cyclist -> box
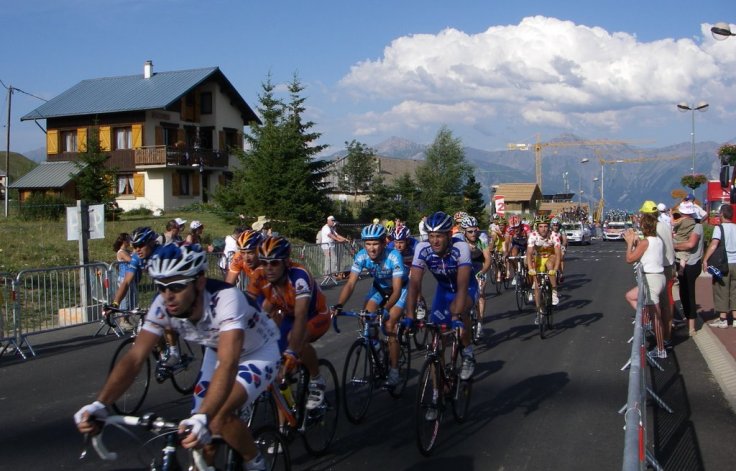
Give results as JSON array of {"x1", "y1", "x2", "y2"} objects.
[
  {"x1": 334, "y1": 224, "x2": 410, "y2": 388},
  {"x1": 452, "y1": 211, "x2": 469, "y2": 236},
  {"x1": 245, "y1": 236, "x2": 331, "y2": 410},
  {"x1": 490, "y1": 217, "x2": 509, "y2": 283},
  {"x1": 405, "y1": 211, "x2": 477, "y2": 381},
  {"x1": 550, "y1": 217, "x2": 568, "y2": 279},
  {"x1": 224, "y1": 229, "x2": 265, "y2": 290},
  {"x1": 459, "y1": 215, "x2": 491, "y2": 337},
  {"x1": 526, "y1": 216, "x2": 562, "y2": 321},
  {"x1": 388, "y1": 226, "x2": 428, "y2": 320},
  {"x1": 507, "y1": 215, "x2": 529, "y2": 286},
  {"x1": 75, "y1": 244, "x2": 281, "y2": 471}
]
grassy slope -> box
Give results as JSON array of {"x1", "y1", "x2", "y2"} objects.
[{"x1": 0, "y1": 152, "x2": 38, "y2": 181}]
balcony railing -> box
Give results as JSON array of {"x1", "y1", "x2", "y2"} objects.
[{"x1": 45, "y1": 146, "x2": 229, "y2": 170}]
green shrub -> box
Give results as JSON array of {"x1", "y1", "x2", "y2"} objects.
[
  {"x1": 19, "y1": 193, "x2": 70, "y2": 221},
  {"x1": 125, "y1": 205, "x2": 154, "y2": 216}
]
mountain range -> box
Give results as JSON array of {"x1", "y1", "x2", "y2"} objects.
[{"x1": 333, "y1": 135, "x2": 731, "y2": 211}]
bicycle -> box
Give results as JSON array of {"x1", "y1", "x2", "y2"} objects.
[
  {"x1": 489, "y1": 251, "x2": 509, "y2": 294},
  {"x1": 532, "y1": 272, "x2": 555, "y2": 339},
  {"x1": 508, "y1": 256, "x2": 531, "y2": 313},
  {"x1": 415, "y1": 319, "x2": 472, "y2": 456},
  {"x1": 104, "y1": 305, "x2": 203, "y2": 414},
  {"x1": 82, "y1": 411, "x2": 290, "y2": 470},
  {"x1": 333, "y1": 309, "x2": 412, "y2": 424},
  {"x1": 412, "y1": 298, "x2": 430, "y2": 350},
  {"x1": 246, "y1": 355, "x2": 340, "y2": 456}
]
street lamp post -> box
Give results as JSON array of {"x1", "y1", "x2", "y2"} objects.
[
  {"x1": 712, "y1": 22, "x2": 735, "y2": 40},
  {"x1": 579, "y1": 158, "x2": 590, "y2": 206},
  {"x1": 677, "y1": 102, "x2": 709, "y2": 175}
]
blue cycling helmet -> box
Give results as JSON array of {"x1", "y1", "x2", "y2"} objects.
[
  {"x1": 258, "y1": 236, "x2": 291, "y2": 260},
  {"x1": 425, "y1": 211, "x2": 453, "y2": 232},
  {"x1": 361, "y1": 224, "x2": 387, "y2": 241},
  {"x1": 148, "y1": 244, "x2": 208, "y2": 279},
  {"x1": 131, "y1": 226, "x2": 157, "y2": 246},
  {"x1": 393, "y1": 226, "x2": 411, "y2": 241}
]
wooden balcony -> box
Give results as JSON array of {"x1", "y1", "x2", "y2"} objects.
[
  {"x1": 45, "y1": 146, "x2": 229, "y2": 171},
  {"x1": 48, "y1": 149, "x2": 136, "y2": 171}
]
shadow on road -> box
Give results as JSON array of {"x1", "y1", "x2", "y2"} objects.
[{"x1": 649, "y1": 351, "x2": 705, "y2": 471}]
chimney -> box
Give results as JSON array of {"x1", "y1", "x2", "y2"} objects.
[{"x1": 144, "y1": 60, "x2": 153, "y2": 79}]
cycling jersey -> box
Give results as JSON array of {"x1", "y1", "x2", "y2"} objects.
[
  {"x1": 125, "y1": 252, "x2": 150, "y2": 283},
  {"x1": 143, "y1": 279, "x2": 280, "y2": 356},
  {"x1": 510, "y1": 228, "x2": 529, "y2": 253},
  {"x1": 352, "y1": 247, "x2": 408, "y2": 309},
  {"x1": 527, "y1": 231, "x2": 561, "y2": 256},
  {"x1": 465, "y1": 238, "x2": 488, "y2": 274},
  {"x1": 387, "y1": 238, "x2": 418, "y2": 267},
  {"x1": 491, "y1": 229, "x2": 506, "y2": 252},
  {"x1": 227, "y1": 252, "x2": 258, "y2": 285}
]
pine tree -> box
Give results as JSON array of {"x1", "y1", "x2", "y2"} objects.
[
  {"x1": 72, "y1": 127, "x2": 116, "y2": 205},
  {"x1": 462, "y1": 173, "x2": 488, "y2": 227},
  {"x1": 415, "y1": 126, "x2": 472, "y2": 213},
  {"x1": 338, "y1": 140, "x2": 376, "y2": 200}
]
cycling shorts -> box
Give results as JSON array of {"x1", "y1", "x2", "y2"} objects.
[
  {"x1": 192, "y1": 341, "x2": 280, "y2": 413},
  {"x1": 366, "y1": 285, "x2": 408, "y2": 310},
  {"x1": 429, "y1": 282, "x2": 478, "y2": 325},
  {"x1": 534, "y1": 255, "x2": 552, "y2": 273},
  {"x1": 276, "y1": 312, "x2": 330, "y2": 351}
]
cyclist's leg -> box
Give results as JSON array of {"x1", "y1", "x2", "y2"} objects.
[
  {"x1": 383, "y1": 288, "x2": 408, "y2": 370},
  {"x1": 546, "y1": 255, "x2": 558, "y2": 289},
  {"x1": 533, "y1": 256, "x2": 546, "y2": 311}
]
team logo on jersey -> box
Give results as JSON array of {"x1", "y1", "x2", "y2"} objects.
[
  {"x1": 247, "y1": 313, "x2": 260, "y2": 329},
  {"x1": 209, "y1": 293, "x2": 220, "y2": 318},
  {"x1": 155, "y1": 306, "x2": 166, "y2": 320},
  {"x1": 194, "y1": 380, "x2": 210, "y2": 398},
  {"x1": 264, "y1": 365, "x2": 274, "y2": 381},
  {"x1": 294, "y1": 278, "x2": 309, "y2": 293},
  {"x1": 238, "y1": 364, "x2": 262, "y2": 387}
]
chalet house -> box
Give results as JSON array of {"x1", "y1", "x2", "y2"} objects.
[
  {"x1": 493, "y1": 183, "x2": 542, "y2": 215},
  {"x1": 324, "y1": 155, "x2": 422, "y2": 202},
  {"x1": 19, "y1": 61, "x2": 259, "y2": 211}
]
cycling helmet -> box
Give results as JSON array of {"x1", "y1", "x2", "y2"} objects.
[
  {"x1": 453, "y1": 211, "x2": 469, "y2": 223},
  {"x1": 384, "y1": 220, "x2": 395, "y2": 231},
  {"x1": 459, "y1": 215, "x2": 478, "y2": 229},
  {"x1": 535, "y1": 215, "x2": 551, "y2": 226},
  {"x1": 497, "y1": 217, "x2": 508, "y2": 227},
  {"x1": 237, "y1": 229, "x2": 264, "y2": 251},
  {"x1": 426, "y1": 211, "x2": 453, "y2": 232},
  {"x1": 393, "y1": 226, "x2": 411, "y2": 241},
  {"x1": 258, "y1": 236, "x2": 291, "y2": 260},
  {"x1": 361, "y1": 224, "x2": 387, "y2": 241},
  {"x1": 131, "y1": 226, "x2": 157, "y2": 246},
  {"x1": 148, "y1": 243, "x2": 208, "y2": 279},
  {"x1": 550, "y1": 217, "x2": 560, "y2": 226},
  {"x1": 508, "y1": 215, "x2": 521, "y2": 228}
]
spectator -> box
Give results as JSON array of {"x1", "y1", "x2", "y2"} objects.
[
  {"x1": 186, "y1": 220, "x2": 205, "y2": 245},
  {"x1": 157, "y1": 219, "x2": 185, "y2": 246},
  {"x1": 704, "y1": 204, "x2": 736, "y2": 328},
  {"x1": 657, "y1": 203, "x2": 671, "y2": 226},
  {"x1": 418, "y1": 215, "x2": 429, "y2": 241},
  {"x1": 320, "y1": 215, "x2": 348, "y2": 278},
  {"x1": 113, "y1": 233, "x2": 132, "y2": 310},
  {"x1": 674, "y1": 201, "x2": 704, "y2": 336},
  {"x1": 219, "y1": 226, "x2": 246, "y2": 277}
]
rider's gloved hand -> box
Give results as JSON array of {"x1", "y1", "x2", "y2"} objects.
[
  {"x1": 74, "y1": 401, "x2": 108, "y2": 434},
  {"x1": 331, "y1": 304, "x2": 343, "y2": 316},
  {"x1": 400, "y1": 317, "x2": 416, "y2": 333},
  {"x1": 528, "y1": 269, "x2": 536, "y2": 276},
  {"x1": 548, "y1": 269, "x2": 557, "y2": 276},
  {"x1": 282, "y1": 348, "x2": 299, "y2": 373},
  {"x1": 179, "y1": 413, "x2": 211, "y2": 448}
]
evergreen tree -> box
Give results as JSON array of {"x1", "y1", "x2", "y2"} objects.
[
  {"x1": 462, "y1": 173, "x2": 488, "y2": 226},
  {"x1": 72, "y1": 127, "x2": 116, "y2": 205},
  {"x1": 338, "y1": 140, "x2": 376, "y2": 200},
  {"x1": 415, "y1": 126, "x2": 472, "y2": 213}
]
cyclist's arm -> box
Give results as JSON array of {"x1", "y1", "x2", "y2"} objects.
[
  {"x1": 224, "y1": 269, "x2": 240, "y2": 286},
  {"x1": 449, "y1": 265, "x2": 471, "y2": 315},
  {"x1": 111, "y1": 270, "x2": 136, "y2": 306},
  {"x1": 289, "y1": 296, "x2": 311, "y2": 354},
  {"x1": 189, "y1": 329, "x2": 243, "y2": 436},
  {"x1": 97, "y1": 329, "x2": 159, "y2": 405},
  {"x1": 526, "y1": 244, "x2": 536, "y2": 270},
  {"x1": 405, "y1": 266, "x2": 424, "y2": 319},
  {"x1": 481, "y1": 246, "x2": 492, "y2": 274}
]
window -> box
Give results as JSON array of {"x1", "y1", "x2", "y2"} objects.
[
  {"x1": 201, "y1": 92, "x2": 212, "y2": 114},
  {"x1": 224, "y1": 129, "x2": 239, "y2": 149},
  {"x1": 117, "y1": 174, "x2": 134, "y2": 195},
  {"x1": 61, "y1": 130, "x2": 77, "y2": 152},
  {"x1": 113, "y1": 127, "x2": 132, "y2": 150},
  {"x1": 178, "y1": 171, "x2": 191, "y2": 196}
]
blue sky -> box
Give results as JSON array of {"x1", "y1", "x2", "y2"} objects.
[{"x1": 1, "y1": 0, "x2": 735, "y2": 160}]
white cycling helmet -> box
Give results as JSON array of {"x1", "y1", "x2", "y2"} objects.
[{"x1": 148, "y1": 244, "x2": 208, "y2": 279}]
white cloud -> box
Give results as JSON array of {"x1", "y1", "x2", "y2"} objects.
[{"x1": 339, "y1": 16, "x2": 734, "y2": 140}]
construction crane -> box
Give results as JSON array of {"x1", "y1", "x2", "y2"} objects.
[
  {"x1": 593, "y1": 151, "x2": 689, "y2": 222},
  {"x1": 507, "y1": 134, "x2": 641, "y2": 192}
]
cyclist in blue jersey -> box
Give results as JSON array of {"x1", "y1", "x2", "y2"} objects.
[
  {"x1": 389, "y1": 226, "x2": 427, "y2": 319},
  {"x1": 405, "y1": 211, "x2": 477, "y2": 381},
  {"x1": 333, "y1": 224, "x2": 409, "y2": 388}
]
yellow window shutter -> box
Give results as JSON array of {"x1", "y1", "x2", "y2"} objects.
[
  {"x1": 172, "y1": 172, "x2": 180, "y2": 196},
  {"x1": 192, "y1": 173, "x2": 200, "y2": 196},
  {"x1": 218, "y1": 131, "x2": 225, "y2": 151},
  {"x1": 99, "y1": 126, "x2": 111, "y2": 151},
  {"x1": 77, "y1": 128, "x2": 88, "y2": 152},
  {"x1": 132, "y1": 124, "x2": 143, "y2": 148},
  {"x1": 133, "y1": 173, "x2": 145, "y2": 196},
  {"x1": 155, "y1": 126, "x2": 164, "y2": 146},
  {"x1": 47, "y1": 129, "x2": 59, "y2": 155}
]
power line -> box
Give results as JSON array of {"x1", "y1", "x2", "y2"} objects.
[{"x1": 14, "y1": 87, "x2": 47, "y2": 102}]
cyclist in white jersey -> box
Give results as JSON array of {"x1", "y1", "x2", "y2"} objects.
[{"x1": 75, "y1": 244, "x2": 280, "y2": 471}]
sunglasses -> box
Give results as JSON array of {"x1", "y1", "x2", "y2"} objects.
[
  {"x1": 260, "y1": 259, "x2": 283, "y2": 267},
  {"x1": 154, "y1": 278, "x2": 195, "y2": 294},
  {"x1": 465, "y1": 229, "x2": 479, "y2": 234}
]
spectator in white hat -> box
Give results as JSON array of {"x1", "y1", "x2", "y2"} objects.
[
  {"x1": 186, "y1": 220, "x2": 205, "y2": 245},
  {"x1": 657, "y1": 203, "x2": 671, "y2": 226},
  {"x1": 673, "y1": 201, "x2": 704, "y2": 336},
  {"x1": 157, "y1": 219, "x2": 184, "y2": 246},
  {"x1": 320, "y1": 215, "x2": 348, "y2": 278}
]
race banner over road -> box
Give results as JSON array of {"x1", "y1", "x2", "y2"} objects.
[{"x1": 494, "y1": 195, "x2": 505, "y2": 216}]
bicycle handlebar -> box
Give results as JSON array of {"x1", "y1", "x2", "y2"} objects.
[
  {"x1": 84, "y1": 413, "x2": 180, "y2": 462},
  {"x1": 331, "y1": 309, "x2": 381, "y2": 334}
]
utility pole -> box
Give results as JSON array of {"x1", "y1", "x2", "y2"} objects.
[{"x1": 4, "y1": 86, "x2": 12, "y2": 218}]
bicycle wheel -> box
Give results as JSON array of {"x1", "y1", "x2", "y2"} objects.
[
  {"x1": 494, "y1": 264, "x2": 503, "y2": 294},
  {"x1": 247, "y1": 390, "x2": 279, "y2": 431},
  {"x1": 302, "y1": 359, "x2": 339, "y2": 456},
  {"x1": 389, "y1": 333, "x2": 412, "y2": 398},
  {"x1": 514, "y1": 276, "x2": 525, "y2": 313},
  {"x1": 413, "y1": 322, "x2": 430, "y2": 350},
  {"x1": 171, "y1": 338, "x2": 203, "y2": 394},
  {"x1": 546, "y1": 284, "x2": 555, "y2": 331},
  {"x1": 539, "y1": 282, "x2": 549, "y2": 339},
  {"x1": 341, "y1": 340, "x2": 375, "y2": 424},
  {"x1": 450, "y1": 350, "x2": 472, "y2": 423},
  {"x1": 502, "y1": 265, "x2": 511, "y2": 289},
  {"x1": 110, "y1": 338, "x2": 150, "y2": 414},
  {"x1": 469, "y1": 308, "x2": 481, "y2": 346},
  {"x1": 415, "y1": 358, "x2": 442, "y2": 456},
  {"x1": 252, "y1": 425, "x2": 292, "y2": 471},
  {"x1": 488, "y1": 262, "x2": 497, "y2": 285}
]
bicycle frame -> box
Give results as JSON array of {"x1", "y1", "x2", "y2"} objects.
[{"x1": 333, "y1": 310, "x2": 390, "y2": 375}]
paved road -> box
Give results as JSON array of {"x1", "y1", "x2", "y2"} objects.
[{"x1": 1, "y1": 242, "x2": 735, "y2": 470}]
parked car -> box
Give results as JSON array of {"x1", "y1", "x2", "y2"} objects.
[
  {"x1": 562, "y1": 222, "x2": 592, "y2": 245},
  {"x1": 603, "y1": 221, "x2": 631, "y2": 241}
]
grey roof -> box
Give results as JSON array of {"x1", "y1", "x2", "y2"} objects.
[
  {"x1": 8, "y1": 161, "x2": 83, "y2": 189},
  {"x1": 22, "y1": 67, "x2": 259, "y2": 123}
]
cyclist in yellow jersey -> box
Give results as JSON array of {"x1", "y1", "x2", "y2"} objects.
[
  {"x1": 490, "y1": 217, "x2": 509, "y2": 283},
  {"x1": 526, "y1": 216, "x2": 562, "y2": 320}
]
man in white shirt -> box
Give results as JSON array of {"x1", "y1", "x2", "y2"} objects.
[
  {"x1": 219, "y1": 226, "x2": 245, "y2": 276},
  {"x1": 320, "y1": 216, "x2": 348, "y2": 278},
  {"x1": 418, "y1": 215, "x2": 429, "y2": 241}
]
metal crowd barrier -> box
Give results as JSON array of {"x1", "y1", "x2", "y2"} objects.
[
  {"x1": 620, "y1": 264, "x2": 671, "y2": 471},
  {"x1": 1, "y1": 272, "x2": 15, "y2": 353},
  {"x1": 294, "y1": 241, "x2": 362, "y2": 286}
]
